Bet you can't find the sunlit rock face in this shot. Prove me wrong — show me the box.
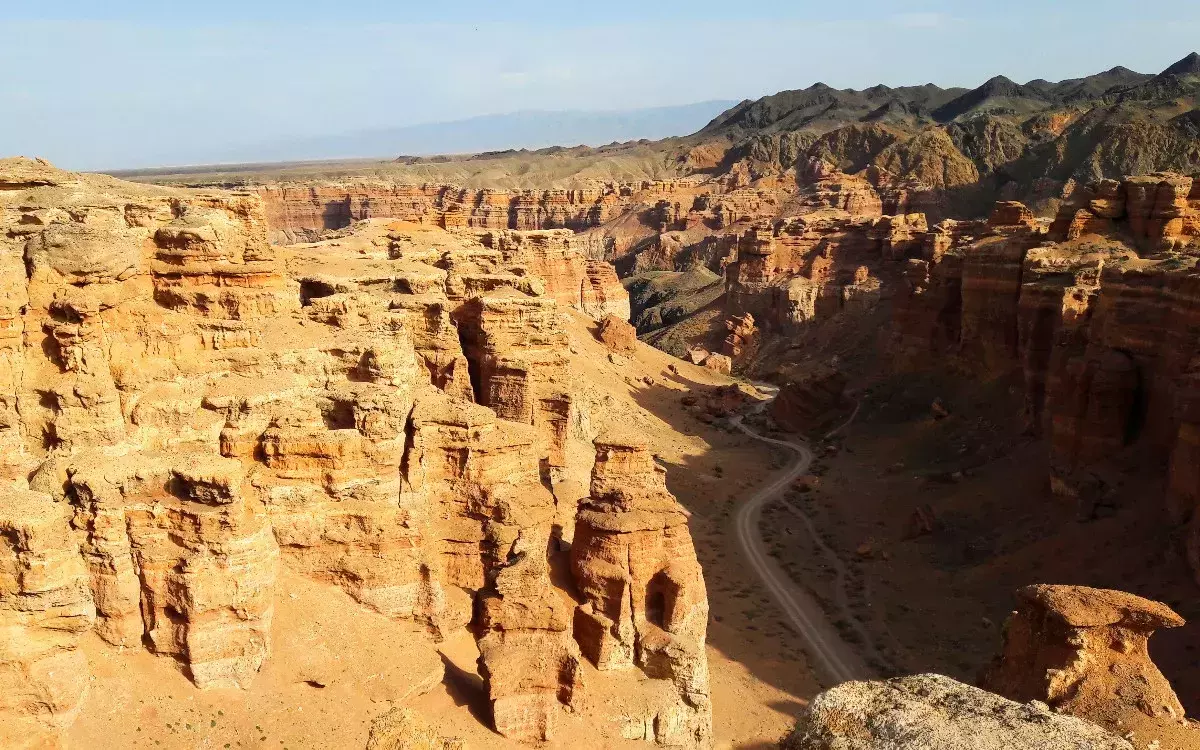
[0,157,705,748]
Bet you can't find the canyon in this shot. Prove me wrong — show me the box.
[0,158,725,749]
[11,50,1200,750]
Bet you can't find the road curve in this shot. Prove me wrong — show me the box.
[730,399,868,687]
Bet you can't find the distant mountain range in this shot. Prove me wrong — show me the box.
[688,52,1200,215]
[122,52,1200,213]
[200,101,737,166]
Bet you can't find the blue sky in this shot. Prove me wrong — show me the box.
[4,1,1200,170]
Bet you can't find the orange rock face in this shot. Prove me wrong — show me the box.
[572,433,711,746]
[0,158,705,747]
[639,169,1200,595]
[0,487,96,748]
[982,585,1186,729]
[725,214,881,334]
[259,181,648,244]
[721,312,757,359]
[477,229,631,320]
[1050,173,1200,250]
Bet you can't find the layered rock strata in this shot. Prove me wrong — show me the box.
[572,433,712,747]
[259,181,697,244]
[0,487,95,749]
[672,170,1200,592]
[0,158,706,748]
[882,175,1200,570]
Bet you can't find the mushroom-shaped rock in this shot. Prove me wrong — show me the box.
[982,585,1186,725]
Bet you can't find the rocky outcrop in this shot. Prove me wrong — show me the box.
[770,367,849,434]
[259,181,654,244]
[366,707,466,750]
[60,451,279,687]
[596,313,638,354]
[572,433,712,747]
[401,395,583,740]
[783,674,1133,750]
[720,312,757,359]
[0,487,95,749]
[725,214,883,334]
[957,211,1046,376]
[982,585,1186,726]
[1051,175,1200,251]
[478,229,631,320]
[0,158,702,746]
[877,179,1200,577]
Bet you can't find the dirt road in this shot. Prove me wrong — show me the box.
[730,401,869,686]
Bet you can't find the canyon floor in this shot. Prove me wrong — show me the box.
[756,366,1200,750]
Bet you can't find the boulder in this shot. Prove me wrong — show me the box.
[701,353,732,375]
[783,674,1132,749]
[596,313,638,354]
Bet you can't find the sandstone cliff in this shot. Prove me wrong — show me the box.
[0,158,705,748]
[697,171,1200,593]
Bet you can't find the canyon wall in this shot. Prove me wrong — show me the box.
[0,158,704,748]
[712,170,1200,587]
[257,179,712,245]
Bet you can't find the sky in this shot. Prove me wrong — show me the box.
[4,1,1200,171]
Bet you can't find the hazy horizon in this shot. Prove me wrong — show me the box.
[5,0,1200,170]
[109,100,738,172]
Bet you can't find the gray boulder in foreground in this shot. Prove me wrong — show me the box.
[783,674,1132,750]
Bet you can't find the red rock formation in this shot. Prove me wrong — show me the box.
[983,585,1187,730]
[596,313,638,354]
[259,180,680,245]
[721,312,757,359]
[478,229,631,320]
[701,353,732,375]
[888,253,964,367]
[1016,247,1103,431]
[1050,173,1200,250]
[769,367,849,433]
[572,432,711,747]
[878,213,929,260]
[874,175,1200,579]
[726,213,882,333]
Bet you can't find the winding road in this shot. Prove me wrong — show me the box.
[729,393,869,687]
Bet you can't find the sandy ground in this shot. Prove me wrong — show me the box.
[756,368,1200,750]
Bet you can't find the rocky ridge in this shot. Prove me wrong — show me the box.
[127,54,1200,256]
